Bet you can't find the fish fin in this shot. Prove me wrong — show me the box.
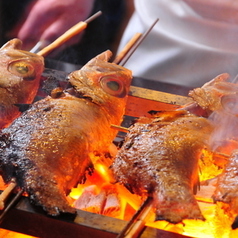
[95,50,112,62]
[87,50,112,65]
[1,38,22,49]
[14,103,31,112]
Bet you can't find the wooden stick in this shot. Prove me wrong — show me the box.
[111,124,129,133]
[113,33,142,64]
[116,197,153,238]
[0,189,24,224]
[0,179,17,210]
[195,196,214,204]
[119,18,159,66]
[125,202,153,238]
[37,11,102,56]
[213,151,229,159]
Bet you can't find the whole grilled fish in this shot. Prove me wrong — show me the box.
[111,111,213,224]
[0,39,44,128]
[0,50,132,215]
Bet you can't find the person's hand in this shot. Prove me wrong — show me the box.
[10,0,95,50]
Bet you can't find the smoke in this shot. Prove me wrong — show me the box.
[208,93,238,152]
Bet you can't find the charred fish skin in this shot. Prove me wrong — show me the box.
[111,114,213,224]
[212,149,238,212]
[0,94,89,215]
[0,51,132,216]
[0,38,44,129]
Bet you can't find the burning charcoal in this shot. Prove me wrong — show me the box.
[74,185,106,214]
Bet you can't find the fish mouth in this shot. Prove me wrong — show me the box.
[65,87,97,104]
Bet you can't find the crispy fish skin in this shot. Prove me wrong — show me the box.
[111,113,213,224]
[0,51,132,215]
[0,39,44,128]
[212,150,238,212]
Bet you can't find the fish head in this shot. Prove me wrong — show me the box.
[67,50,132,115]
[0,39,44,128]
[189,73,238,112]
[0,38,44,88]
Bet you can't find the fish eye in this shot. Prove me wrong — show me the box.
[8,60,36,80]
[100,75,125,97]
[106,80,120,91]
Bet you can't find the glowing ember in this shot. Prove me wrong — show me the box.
[68,149,238,238]
[199,149,223,181]
[0,228,36,238]
[69,161,142,220]
[0,143,237,237]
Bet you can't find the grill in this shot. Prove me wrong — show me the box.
[0,196,192,238]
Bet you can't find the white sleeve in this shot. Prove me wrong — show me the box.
[118,0,238,87]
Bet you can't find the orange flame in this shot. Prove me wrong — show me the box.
[69,148,238,238]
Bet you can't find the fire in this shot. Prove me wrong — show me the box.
[68,147,238,238]
[0,228,37,238]
[0,144,237,237]
[69,157,142,220]
[0,146,236,238]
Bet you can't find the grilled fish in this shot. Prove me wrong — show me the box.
[0,50,132,215]
[111,111,213,224]
[0,39,44,128]
[212,150,238,212]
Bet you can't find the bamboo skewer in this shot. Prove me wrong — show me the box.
[0,189,24,224]
[113,33,142,65]
[0,179,17,210]
[36,11,102,56]
[111,18,159,67]
[119,18,159,66]
[116,197,153,238]
[111,124,129,133]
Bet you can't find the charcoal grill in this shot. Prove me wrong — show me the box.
[0,69,193,238]
[0,195,192,238]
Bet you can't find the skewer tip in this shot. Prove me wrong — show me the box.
[85,11,102,24]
